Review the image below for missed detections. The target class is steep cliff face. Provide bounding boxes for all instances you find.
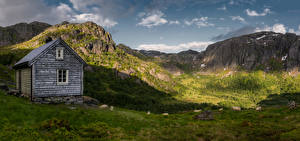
[0,21,51,47]
[202,32,300,71]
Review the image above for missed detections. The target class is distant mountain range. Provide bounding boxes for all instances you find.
[128,32,300,73]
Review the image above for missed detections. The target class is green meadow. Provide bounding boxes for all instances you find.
[1,90,300,141]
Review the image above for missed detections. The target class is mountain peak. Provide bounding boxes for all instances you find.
[178,49,199,55]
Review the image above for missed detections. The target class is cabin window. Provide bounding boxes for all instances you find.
[57,69,68,85]
[56,48,64,60]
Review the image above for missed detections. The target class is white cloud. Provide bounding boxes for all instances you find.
[71,13,117,28]
[0,0,51,26]
[272,24,286,33]
[137,10,168,28]
[217,5,227,11]
[68,0,120,27]
[0,0,126,28]
[169,20,180,25]
[137,41,214,53]
[212,23,299,41]
[51,3,118,28]
[288,25,300,35]
[69,0,94,11]
[246,8,271,16]
[230,16,246,23]
[255,23,286,34]
[51,3,75,21]
[228,0,256,5]
[184,17,214,28]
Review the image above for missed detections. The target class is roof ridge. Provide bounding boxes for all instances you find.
[13,38,87,69]
[13,39,58,68]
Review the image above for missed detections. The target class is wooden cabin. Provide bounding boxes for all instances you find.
[13,38,87,104]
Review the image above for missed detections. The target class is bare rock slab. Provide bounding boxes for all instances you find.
[194,110,214,120]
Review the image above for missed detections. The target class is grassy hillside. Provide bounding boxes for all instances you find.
[174,71,300,108]
[1,90,300,140]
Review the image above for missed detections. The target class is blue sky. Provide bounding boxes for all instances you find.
[1,0,300,53]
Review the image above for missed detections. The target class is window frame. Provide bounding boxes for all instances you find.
[57,69,69,85]
[56,47,64,60]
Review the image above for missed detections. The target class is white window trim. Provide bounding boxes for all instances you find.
[57,69,69,85]
[56,47,64,60]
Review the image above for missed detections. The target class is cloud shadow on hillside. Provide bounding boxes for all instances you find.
[84,65,218,113]
[258,93,300,107]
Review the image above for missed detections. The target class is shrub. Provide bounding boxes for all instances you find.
[40,118,71,131]
[79,122,115,139]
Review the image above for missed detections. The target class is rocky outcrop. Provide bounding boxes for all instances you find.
[46,21,116,55]
[0,21,51,47]
[201,32,299,71]
[194,110,214,120]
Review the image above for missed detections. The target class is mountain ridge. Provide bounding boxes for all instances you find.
[136,31,300,73]
[0,21,51,47]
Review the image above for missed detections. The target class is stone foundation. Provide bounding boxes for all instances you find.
[33,95,83,104]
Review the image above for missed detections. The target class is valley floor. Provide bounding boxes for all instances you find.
[1,91,300,141]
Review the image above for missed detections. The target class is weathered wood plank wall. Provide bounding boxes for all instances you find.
[33,43,83,97]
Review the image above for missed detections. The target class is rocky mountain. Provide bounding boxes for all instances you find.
[0,21,51,47]
[202,32,300,71]
[138,31,300,73]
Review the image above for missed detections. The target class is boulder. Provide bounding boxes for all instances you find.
[256,106,262,111]
[288,101,297,110]
[83,96,99,106]
[162,113,169,116]
[68,106,77,110]
[99,104,109,109]
[194,110,214,120]
[193,109,202,113]
[219,108,223,111]
[232,106,241,111]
